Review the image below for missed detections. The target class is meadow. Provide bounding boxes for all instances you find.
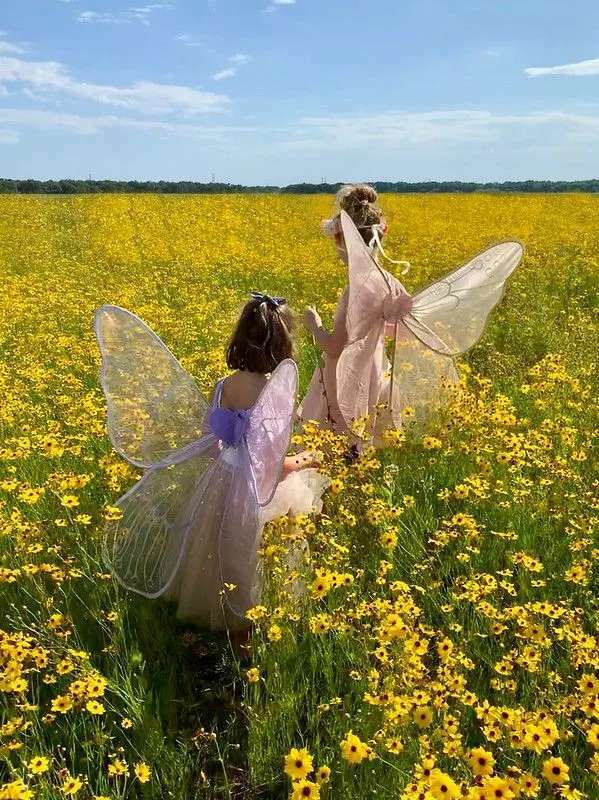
[0,193,597,800]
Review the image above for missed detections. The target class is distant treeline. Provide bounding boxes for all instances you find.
[1,178,598,195]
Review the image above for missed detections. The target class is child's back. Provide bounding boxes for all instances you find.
[220,370,268,411]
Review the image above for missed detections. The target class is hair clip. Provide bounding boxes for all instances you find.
[250,291,286,310]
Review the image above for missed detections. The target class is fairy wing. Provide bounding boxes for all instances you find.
[244,358,298,506]
[387,332,460,427]
[104,436,222,598]
[94,304,209,468]
[403,242,524,356]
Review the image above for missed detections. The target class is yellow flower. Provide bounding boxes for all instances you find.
[587,723,599,748]
[267,624,282,642]
[284,747,313,780]
[316,765,331,783]
[482,776,514,800]
[340,731,368,764]
[108,759,127,777]
[51,695,73,713]
[60,494,79,508]
[542,756,569,785]
[61,776,83,796]
[291,779,320,799]
[519,773,539,797]
[430,770,460,800]
[329,478,344,494]
[468,746,495,777]
[246,667,260,683]
[134,763,151,783]
[413,706,433,728]
[28,755,50,774]
[86,700,105,715]
[0,778,34,799]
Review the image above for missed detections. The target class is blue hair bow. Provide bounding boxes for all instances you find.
[250,291,286,310]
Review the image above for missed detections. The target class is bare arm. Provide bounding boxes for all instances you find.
[304,288,349,359]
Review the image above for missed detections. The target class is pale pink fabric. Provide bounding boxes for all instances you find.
[301,212,413,437]
[301,212,523,438]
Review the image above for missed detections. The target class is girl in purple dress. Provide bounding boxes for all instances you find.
[94,294,328,638]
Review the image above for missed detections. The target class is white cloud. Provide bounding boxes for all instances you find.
[0,32,26,55]
[0,129,19,144]
[212,68,236,81]
[175,34,205,47]
[0,107,255,141]
[230,53,250,65]
[0,41,26,55]
[284,109,599,150]
[264,0,295,11]
[211,53,251,81]
[525,58,599,77]
[0,56,230,115]
[78,4,172,25]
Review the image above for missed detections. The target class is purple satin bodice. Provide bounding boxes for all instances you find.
[208,406,250,447]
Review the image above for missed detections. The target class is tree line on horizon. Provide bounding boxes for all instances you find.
[0,178,598,194]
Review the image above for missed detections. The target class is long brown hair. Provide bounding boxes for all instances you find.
[226,294,294,373]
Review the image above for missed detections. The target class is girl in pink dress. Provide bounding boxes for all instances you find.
[94,294,328,637]
[300,184,523,443]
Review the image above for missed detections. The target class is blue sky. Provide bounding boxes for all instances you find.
[0,0,598,183]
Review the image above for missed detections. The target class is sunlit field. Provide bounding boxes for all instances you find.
[0,193,597,800]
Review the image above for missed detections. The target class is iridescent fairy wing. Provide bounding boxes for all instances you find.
[336,211,394,430]
[94,304,209,467]
[244,358,298,506]
[388,333,459,426]
[103,436,222,598]
[402,242,524,355]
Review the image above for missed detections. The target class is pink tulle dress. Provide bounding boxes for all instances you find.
[94,305,329,632]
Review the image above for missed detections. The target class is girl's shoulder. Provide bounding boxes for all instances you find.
[220,370,269,411]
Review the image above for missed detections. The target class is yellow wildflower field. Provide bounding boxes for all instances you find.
[0,193,597,799]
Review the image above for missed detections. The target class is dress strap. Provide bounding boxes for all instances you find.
[213,379,225,408]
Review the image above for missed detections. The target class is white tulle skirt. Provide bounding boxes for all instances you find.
[164,467,329,631]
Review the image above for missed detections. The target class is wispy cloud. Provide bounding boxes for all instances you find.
[0,107,255,141]
[264,0,296,12]
[0,33,26,55]
[77,4,172,25]
[525,58,599,77]
[211,53,251,81]
[0,129,19,144]
[0,55,230,115]
[175,33,205,48]
[212,68,237,81]
[282,109,599,150]
[230,53,250,65]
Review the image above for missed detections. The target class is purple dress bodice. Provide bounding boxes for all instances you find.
[207,380,251,447]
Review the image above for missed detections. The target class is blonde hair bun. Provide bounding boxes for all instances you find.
[336,183,378,215]
[335,184,384,242]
